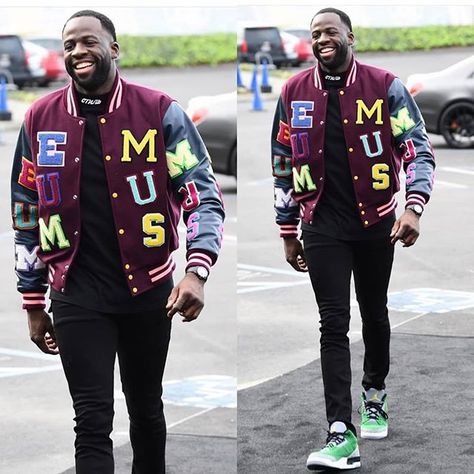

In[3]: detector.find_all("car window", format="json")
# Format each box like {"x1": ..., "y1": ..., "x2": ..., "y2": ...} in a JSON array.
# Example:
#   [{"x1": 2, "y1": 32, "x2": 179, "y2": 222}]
[
  {"x1": 0, "y1": 36, "x2": 23, "y2": 56},
  {"x1": 245, "y1": 28, "x2": 281, "y2": 46}
]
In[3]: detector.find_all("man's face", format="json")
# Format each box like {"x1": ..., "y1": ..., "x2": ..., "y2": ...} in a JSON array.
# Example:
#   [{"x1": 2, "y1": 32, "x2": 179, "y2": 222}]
[
  {"x1": 310, "y1": 12, "x2": 354, "y2": 73},
  {"x1": 62, "y1": 16, "x2": 119, "y2": 94}
]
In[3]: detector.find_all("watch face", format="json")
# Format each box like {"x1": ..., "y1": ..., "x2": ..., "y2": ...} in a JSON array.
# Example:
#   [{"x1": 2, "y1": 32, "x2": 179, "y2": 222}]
[
  {"x1": 197, "y1": 267, "x2": 209, "y2": 279},
  {"x1": 410, "y1": 204, "x2": 423, "y2": 215}
]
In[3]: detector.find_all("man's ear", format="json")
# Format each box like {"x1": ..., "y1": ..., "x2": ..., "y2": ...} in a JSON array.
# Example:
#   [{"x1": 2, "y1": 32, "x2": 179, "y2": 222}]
[
  {"x1": 111, "y1": 41, "x2": 120, "y2": 60},
  {"x1": 347, "y1": 32, "x2": 355, "y2": 47}
]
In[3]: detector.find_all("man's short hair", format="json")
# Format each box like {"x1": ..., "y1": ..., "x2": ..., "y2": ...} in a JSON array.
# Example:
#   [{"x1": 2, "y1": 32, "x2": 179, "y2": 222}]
[
  {"x1": 63, "y1": 10, "x2": 117, "y2": 41},
  {"x1": 311, "y1": 8, "x2": 353, "y2": 32}
]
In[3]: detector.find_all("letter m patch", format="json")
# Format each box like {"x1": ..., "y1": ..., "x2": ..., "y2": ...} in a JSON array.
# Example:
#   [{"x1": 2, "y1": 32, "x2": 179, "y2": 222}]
[{"x1": 391, "y1": 107, "x2": 416, "y2": 137}]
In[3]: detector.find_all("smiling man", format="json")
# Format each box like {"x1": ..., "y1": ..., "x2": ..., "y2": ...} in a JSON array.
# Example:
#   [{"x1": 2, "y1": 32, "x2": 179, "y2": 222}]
[
  {"x1": 271, "y1": 7, "x2": 435, "y2": 471},
  {"x1": 11, "y1": 10, "x2": 224, "y2": 473}
]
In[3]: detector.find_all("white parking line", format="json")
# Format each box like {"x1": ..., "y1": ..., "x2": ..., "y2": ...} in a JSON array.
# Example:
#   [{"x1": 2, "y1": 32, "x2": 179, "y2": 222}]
[
  {"x1": 238, "y1": 263, "x2": 308, "y2": 278},
  {"x1": 238, "y1": 280, "x2": 310, "y2": 294},
  {"x1": 435, "y1": 180, "x2": 468, "y2": 189},
  {"x1": 0, "y1": 347, "x2": 58, "y2": 361},
  {"x1": 238, "y1": 263, "x2": 310, "y2": 294},
  {"x1": 0, "y1": 364, "x2": 62, "y2": 378},
  {"x1": 439, "y1": 166, "x2": 474, "y2": 176},
  {"x1": 113, "y1": 407, "x2": 216, "y2": 438}
]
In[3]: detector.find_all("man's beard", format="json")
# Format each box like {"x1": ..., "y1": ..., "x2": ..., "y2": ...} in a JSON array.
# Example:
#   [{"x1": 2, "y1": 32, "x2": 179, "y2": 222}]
[
  {"x1": 66, "y1": 56, "x2": 112, "y2": 92},
  {"x1": 313, "y1": 42, "x2": 349, "y2": 72}
]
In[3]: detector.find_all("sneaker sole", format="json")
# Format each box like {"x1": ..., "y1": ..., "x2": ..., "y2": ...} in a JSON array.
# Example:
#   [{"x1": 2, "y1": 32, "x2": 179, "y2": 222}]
[
  {"x1": 360, "y1": 428, "x2": 388, "y2": 439},
  {"x1": 307, "y1": 455, "x2": 361, "y2": 471}
]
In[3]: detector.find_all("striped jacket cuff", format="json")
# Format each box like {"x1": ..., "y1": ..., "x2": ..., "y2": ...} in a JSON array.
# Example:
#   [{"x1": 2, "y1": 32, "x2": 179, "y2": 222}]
[
  {"x1": 22, "y1": 293, "x2": 46, "y2": 310},
  {"x1": 405, "y1": 192, "x2": 427, "y2": 211},
  {"x1": 186, "y1": 250, "x2": 214, "y2": 273},
  {"x1": 279, "y1": 224, "x2": 298, "y2": 238}
]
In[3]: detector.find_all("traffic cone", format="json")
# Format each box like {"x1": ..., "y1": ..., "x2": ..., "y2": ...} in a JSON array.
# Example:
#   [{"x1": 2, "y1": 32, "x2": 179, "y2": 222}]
[
  {"x1": 249, "y1": 64, "x2": 258, "y2": 92},
  {"x1": 260, "y1": 61, "x2": 272, "y2": 93},
  {"x1": 0, "y1": 77, "x2": 12, "y2": 121},
  {"x1": 252, "y1": 80, "x2": 264, "y2": 111},
  {"x1": 237, "y1": 63, "x2": 244, "y2": 89}
]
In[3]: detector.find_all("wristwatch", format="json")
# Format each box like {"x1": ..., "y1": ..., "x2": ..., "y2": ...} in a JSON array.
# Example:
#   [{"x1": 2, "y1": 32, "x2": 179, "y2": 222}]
[
  {"x1": 406, "y1": 204, "x2": 423, "y2": 217},
  {"x1": 186, "y1": 266, "x2": 209, "y2": 282}
]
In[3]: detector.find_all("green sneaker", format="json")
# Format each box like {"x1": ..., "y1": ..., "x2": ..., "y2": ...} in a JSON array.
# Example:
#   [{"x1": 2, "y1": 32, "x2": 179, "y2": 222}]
[
  {"x1": 306, "y1": 421, "x2": 361, "y2": 471},
  {"x1": 359, "y1": 389, "x2": 388, "y2": 439}
]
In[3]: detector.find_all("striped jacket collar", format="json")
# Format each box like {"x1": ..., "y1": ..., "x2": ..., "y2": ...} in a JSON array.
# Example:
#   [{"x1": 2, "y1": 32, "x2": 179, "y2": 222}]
[
  {"x1": 65, "y1": 72, "x2": 124, "y2": 117},
  {"x1": 313, "y1": 56, "x2": 357, "y2": 90}
]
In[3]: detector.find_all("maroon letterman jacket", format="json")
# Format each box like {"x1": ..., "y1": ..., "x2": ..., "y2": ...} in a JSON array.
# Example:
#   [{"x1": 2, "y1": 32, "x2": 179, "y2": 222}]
[
  {"x1": 272, "y1": 58, "x2": 435, "y2": 238},
  {"x1": 12, "y1": 74, "x2": 225, "y2": 310}
]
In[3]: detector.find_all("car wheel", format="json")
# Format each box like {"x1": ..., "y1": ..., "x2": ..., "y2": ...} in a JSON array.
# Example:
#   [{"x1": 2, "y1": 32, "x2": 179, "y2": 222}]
[
  {"x1": 229, "y1": 145, "x2": 237, "y2": 178},
  {"x1": 439, "y1": 101, "x2": 474, "y2": 148}
]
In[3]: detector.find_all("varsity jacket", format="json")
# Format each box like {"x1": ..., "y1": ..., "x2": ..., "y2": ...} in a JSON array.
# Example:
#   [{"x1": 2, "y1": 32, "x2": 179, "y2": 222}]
[
  {"x1": 12, "y1": 74, "x2": 225, "y2": 310},
  {"x1": 272, "y1": 58, "x2": 435, "y2": 238}
]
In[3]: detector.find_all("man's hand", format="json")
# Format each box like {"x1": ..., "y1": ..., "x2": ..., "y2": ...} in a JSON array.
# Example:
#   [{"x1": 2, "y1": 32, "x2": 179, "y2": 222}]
[
  {"x1": 166, "y1": 273, "x2": 205, "y2": 322},
  {"x1": 283, "y1": 237, "x2": 308, "y2": 272},
  {"x1": 27, "y1": 309, "x2": 59, "y2": 355},
  {"x1": 390, "y1": 209, "x2": 420, "y2": 247}
]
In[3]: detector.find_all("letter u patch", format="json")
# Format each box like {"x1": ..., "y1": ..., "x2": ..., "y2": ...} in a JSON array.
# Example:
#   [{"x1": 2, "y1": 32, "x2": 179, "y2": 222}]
[
  {"x1": 126, "y1": 171, "x2": 157, "y2": 205},
  {"x1": 37, "y1": 173, "x2": 62, "y2": 207}
]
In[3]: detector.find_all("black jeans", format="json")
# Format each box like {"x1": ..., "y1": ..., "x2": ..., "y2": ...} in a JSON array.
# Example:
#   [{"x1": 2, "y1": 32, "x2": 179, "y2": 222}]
[
  {"x1": 302, "y1": 231, "x2": 394, "y2": 431},
  {"x1": 51, "y1": 300, "x2": 171, "y2": 474}
]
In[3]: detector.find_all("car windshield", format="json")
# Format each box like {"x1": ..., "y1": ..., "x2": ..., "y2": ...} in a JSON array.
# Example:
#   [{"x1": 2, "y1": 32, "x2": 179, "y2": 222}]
[
  {"x1": 0, "y1": 37, "x2": 22, "y2": 55},
  {"x1": 246, "y1": 28, "x2": 280, "y2": 46},
  {"x1": 441, "y1": 55, "x2": 474, "y2": 77}
]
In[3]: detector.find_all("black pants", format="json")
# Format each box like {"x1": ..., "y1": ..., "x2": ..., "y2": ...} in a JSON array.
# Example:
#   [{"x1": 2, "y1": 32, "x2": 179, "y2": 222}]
[
  {"x1": 302, "y1": 231, "x2": 394, "y2": 431},
  {"x1": 52, "y1": 300, "x2": 172, "y2": 474}
]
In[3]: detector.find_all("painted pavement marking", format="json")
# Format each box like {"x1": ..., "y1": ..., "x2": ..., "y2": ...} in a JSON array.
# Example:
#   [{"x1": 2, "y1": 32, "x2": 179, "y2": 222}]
[
  {"x1": 0, "y1": 347, "x2": 61, "y2": 378},
  {"x1": 115, "y1": 375, "x2": 236, "y2": 409},
  {"x1": 238, "y1": 263, "x2": 310, "y2": 294},
  {"x1": 433, "y1": 180, "x2": 468, "y2": 189},
  {"x1": 387, "y1": 288, "x2": 474, "y2": 314},
  {"x1": 439, "y1": 166, "x2": 474, "y2": 177}
]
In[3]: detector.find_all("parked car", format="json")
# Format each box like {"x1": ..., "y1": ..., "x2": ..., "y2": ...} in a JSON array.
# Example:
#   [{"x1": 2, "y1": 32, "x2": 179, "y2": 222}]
[
  {"x1": 27, "y1": 37, "x2": 64, "y2": 56},
  {"x1": 23, "y1": 40, "x2": 66, "y2": 86},
  {"x1": 281, "y1": 31, "x2": 313, "y2": 65},
  {"x1": 0, "y1": 34, "x2": 38, "y2": 88},
  {"x1": 186, "y1": 92, "x2": 237, "y2": 178},
  {"x1": 406, "y1": 55, "x2": 474, "y2": 148},
  {"x1": 238, "y1": 26, "x2": 295, "y2": 68},
  {"x1": 284, "y1": 28, "x2": 311, "y2": 43}
]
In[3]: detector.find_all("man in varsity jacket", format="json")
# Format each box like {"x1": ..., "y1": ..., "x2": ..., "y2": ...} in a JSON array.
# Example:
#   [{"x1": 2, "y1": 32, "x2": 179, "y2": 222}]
[
  {"x1": 11, "y1": 10, "x2": 224, "y2": 474},
  {"x1": 271, "y1": 8, "x2": 434, "y2": 471}
]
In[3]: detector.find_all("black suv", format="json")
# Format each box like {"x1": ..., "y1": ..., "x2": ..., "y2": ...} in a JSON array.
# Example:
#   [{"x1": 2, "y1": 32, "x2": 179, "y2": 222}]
[
  {"x1": 0, "y1": 35, "x2": 34, "y2": 88},
  {"x1": 238, "y1": 26, "x2": 290, "y2": 68}
]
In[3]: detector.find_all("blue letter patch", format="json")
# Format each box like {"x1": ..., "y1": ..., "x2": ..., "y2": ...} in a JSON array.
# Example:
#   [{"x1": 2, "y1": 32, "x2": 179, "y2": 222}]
[
  {"x1": 291, "y1": 101, "x2": 314, "y2": 128},
  {"x1": 37, "y1": 132, "x2": 67, "y2": 166}
]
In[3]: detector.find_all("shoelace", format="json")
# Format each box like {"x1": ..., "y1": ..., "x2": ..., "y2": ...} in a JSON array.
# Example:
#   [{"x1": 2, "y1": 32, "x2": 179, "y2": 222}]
[
  {"x1": 325, "y1": 431, "x2": 345, "y2": 448},
  {"x1": 361, "y1": 400, "x2": 388, "y2": 421}
]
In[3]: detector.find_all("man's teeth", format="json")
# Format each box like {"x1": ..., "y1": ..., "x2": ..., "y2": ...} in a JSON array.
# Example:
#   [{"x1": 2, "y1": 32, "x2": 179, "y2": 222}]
[
  {"x1": 75, "y1": 62, "x2": 93, "y2": 70},
  {"x1": 321, "y1": 48, "x2": 335, "y2": 53}
]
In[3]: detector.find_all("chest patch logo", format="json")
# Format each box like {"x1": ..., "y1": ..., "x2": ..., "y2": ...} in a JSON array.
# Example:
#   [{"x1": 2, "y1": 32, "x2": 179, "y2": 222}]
[
  {"x1": 290, "y1": 101, "x2": 314, "y2": 128},
  {"x1": 121, "y1": 129, "x2": 158, "y2": 163},
  {"x1": 356, "y1": 99, "x2": 384, "y2": 125},
  {"x1": 37, "y1": 132, "x2": 67, "y2": 167}
]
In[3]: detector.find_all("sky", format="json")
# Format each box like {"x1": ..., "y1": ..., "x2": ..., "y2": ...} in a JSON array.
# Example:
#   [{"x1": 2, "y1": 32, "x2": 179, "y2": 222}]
[{"x1": 0, "y1": 4, "x2": 472, "y2": 36}]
